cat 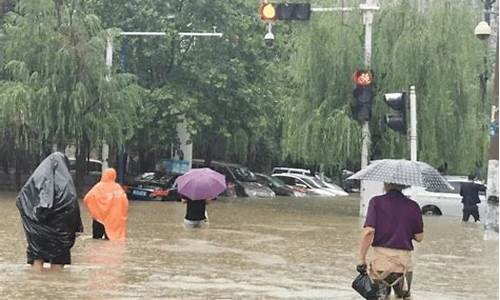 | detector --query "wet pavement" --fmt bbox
[0,192,497,299]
